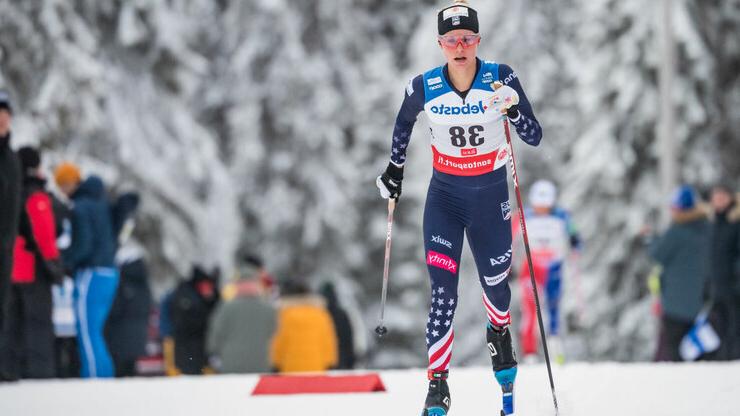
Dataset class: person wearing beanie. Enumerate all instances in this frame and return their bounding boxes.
[516,180,581,364]
[374,1,543,414]
[4,146,62,379]
[0,89,22,382]
[61,169,119,378]
[649,184,710,361]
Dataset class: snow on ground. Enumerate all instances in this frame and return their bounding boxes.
[1,362,738,416]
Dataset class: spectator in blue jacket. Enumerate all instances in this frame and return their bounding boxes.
[649,185,710,361]
[55,163,119,378]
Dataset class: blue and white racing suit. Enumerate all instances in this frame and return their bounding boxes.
[388,58,542,372]
[517,206,580,356]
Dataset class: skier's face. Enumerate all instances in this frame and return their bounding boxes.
[438,29,480,69]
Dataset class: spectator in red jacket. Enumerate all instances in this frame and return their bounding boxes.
[4,146,62,378]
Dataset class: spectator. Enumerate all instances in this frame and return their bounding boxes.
[319,282,355,369]
[228,250,277,302]
[207,256,276,374]
[52,276,79,378]
[270,280,337,373]
[706,184,740,360]
[4,147,62,379]
[170,265,219,375]
[0,89,21,382]
[105,243,151,376]
[55,164,119,377]
[105,193,152,377]
[649,185,710,361]
[48,179,78,378]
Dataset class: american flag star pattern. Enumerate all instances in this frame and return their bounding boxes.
[511,112,542,146]
[426,286,458,371]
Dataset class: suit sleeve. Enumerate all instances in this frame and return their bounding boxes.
[649,228,677,266]
[499,64,543,146]
[26,192,60,260]
[390,75,425,166]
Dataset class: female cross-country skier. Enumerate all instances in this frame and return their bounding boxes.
[375,1,542,415]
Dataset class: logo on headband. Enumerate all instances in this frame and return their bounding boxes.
[443,6,469,20]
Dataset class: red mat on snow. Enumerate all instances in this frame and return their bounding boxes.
[251,374,386,395]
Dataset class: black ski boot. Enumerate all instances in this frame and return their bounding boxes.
[487,324,518,415]
[421,370,451,416]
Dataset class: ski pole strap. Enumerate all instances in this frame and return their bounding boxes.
[427,370,449,380]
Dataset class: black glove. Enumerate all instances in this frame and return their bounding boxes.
[376,162,404,200]
[38,258,66,285]
[506,105,520,120]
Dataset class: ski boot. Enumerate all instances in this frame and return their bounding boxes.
[487,324,518,416]
[421,370,451,416]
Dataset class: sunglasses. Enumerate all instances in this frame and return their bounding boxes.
[438,34,480,49]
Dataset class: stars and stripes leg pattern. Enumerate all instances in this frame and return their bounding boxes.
[426,285,458,373]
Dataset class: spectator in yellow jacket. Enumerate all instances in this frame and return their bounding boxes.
[270,280,337,373]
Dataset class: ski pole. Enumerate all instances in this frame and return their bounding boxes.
[375,197,396,337]
[571,252,585,327]
[495,81,560,416]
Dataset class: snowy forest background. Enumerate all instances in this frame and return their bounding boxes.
[0,0,738,367]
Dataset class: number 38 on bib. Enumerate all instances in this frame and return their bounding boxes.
[422,62,509,176]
